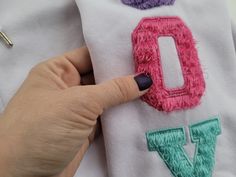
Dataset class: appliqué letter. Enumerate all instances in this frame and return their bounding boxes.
[132,17,205,112]
[121,0,175,10]
[146,118,221,177]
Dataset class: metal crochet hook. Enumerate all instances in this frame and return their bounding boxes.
[0,28,14,47]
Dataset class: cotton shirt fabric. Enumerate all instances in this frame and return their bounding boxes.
[76,0,236,176]
[0,1,106,177]
[0,0,236,177]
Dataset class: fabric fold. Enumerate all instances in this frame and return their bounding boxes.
[232,21,236,51]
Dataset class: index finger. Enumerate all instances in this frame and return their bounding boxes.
[63,46,93,75]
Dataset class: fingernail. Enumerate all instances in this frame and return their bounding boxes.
[134,73,153,91]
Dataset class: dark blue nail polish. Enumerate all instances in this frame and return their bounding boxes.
[134,73,153,91]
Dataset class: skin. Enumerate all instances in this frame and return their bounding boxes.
[0,46,150,177]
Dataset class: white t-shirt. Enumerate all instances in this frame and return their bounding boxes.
[1,0,236,177]
[76,0,236,176]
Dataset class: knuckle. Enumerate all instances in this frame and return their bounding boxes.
[112,78,131,103]
[69,87,103,116]
[29,63,42,74]
[29,62,47,76]
[86,89,104,115]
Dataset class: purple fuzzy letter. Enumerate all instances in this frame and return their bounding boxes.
[121,0,175,10]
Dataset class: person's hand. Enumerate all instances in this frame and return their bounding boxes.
[0,46,153,177]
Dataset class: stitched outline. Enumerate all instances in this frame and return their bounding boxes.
[121,0,175,10]
[132,17,206,112]
[146,118,221,177]
[146,127,193,176]
[189,119,221,177]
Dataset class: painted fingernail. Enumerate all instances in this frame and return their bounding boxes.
[134,73,153,91]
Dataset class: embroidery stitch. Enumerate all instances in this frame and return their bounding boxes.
[146,118,221,177]
[189,119,221,177]
[132,17,206,112]
[121,0,175,10]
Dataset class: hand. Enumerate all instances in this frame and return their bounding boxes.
[0,46,152,177]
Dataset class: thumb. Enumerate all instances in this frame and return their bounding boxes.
[92,73,153,109]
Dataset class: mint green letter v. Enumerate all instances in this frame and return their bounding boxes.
[146,118,221,177]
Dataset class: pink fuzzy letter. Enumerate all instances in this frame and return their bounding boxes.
[132,17,205,112]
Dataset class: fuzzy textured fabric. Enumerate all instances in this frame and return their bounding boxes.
[146,118,221,177]
[133,17,205,112]
[121,0,175,10]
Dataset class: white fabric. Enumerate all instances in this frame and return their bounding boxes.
[228,0,236,20]
[75,135,107,177]
[1,0,236,176]
[158,37,184,88]
[0,1,106,177]
[0,0,84,108]
[76,0,236,176]
[232,21,236,51]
